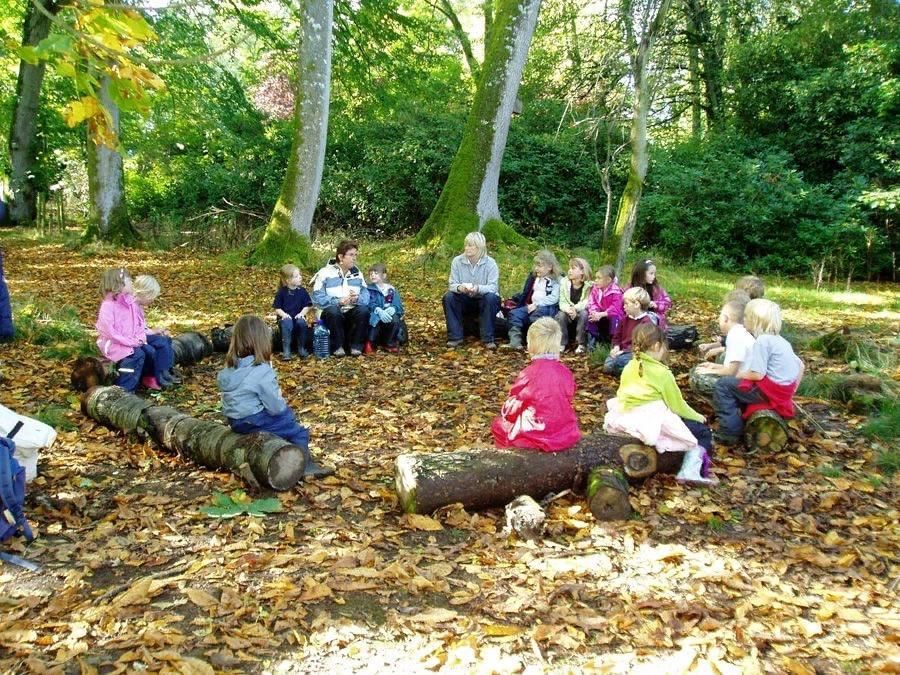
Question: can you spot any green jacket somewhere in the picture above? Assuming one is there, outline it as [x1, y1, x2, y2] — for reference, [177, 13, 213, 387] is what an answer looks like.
[558, 278, 593, 314]
[616, 353, 704, 422]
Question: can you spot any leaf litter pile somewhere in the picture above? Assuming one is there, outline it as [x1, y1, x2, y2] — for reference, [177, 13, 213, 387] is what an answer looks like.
[0, 240, 898, 674]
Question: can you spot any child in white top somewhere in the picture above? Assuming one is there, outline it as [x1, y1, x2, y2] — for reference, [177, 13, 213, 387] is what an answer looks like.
[696, 300, 755, 377]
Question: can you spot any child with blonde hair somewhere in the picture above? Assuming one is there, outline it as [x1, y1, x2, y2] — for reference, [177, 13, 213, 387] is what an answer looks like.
[132, 275, 180, 389]
[713, 299, 804, 446]
[217, 315, 333, 478]
[585, 264, 624, 350]
[492, 318, 581, 451]
[603, 286, 655, 376]
[95, 267, 156, 392]
[695, 300, 755, 380]
[604, 323, 717, 485]
[736, 275, 765, 299]
[504, 250, 562, 350]
[556, 258, 593, 352]
[273, 264, 313, 360]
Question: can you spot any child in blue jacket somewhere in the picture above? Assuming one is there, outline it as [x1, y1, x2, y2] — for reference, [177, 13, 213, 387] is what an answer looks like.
[365, 263, 405, 353]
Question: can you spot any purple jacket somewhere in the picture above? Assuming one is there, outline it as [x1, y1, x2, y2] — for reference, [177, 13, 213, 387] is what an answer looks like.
[586, 282, 625, 333]
[96, 292, 145, 362]
[626, 283, 672, 330]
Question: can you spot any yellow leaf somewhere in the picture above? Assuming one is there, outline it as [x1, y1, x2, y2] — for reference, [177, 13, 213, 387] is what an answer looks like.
[845, 623, 871, 636]
[483, 624, 523, 637]
[797, 619, 822, 638]
[403, 513, 443, 531]
[115, 576, 154, 607]
[408, 608, 458, 624]
[63, 96, 101, 127]
[185, 588, 218, 609]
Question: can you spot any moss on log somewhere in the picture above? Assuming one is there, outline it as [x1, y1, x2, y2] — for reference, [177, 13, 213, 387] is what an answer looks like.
[744, 409, 790, 453]
[394, 432, 683, 515]
[586, 466, 631, 521]
[82, 386, 305, 490]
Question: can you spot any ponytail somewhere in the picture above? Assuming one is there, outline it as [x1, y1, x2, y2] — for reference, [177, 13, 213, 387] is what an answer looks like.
[630, 323, 667, 378]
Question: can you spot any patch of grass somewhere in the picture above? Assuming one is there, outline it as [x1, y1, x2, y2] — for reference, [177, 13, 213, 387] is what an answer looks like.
[34, 404, 77, 432]
[817, 463, 844, 478]
[41, 337, 98, 360]
[706, 516, 727, 532]
[862, 401, 900, 443]
[781, 324, 817, 351]
[588, 343, 611, 367]
[875, 449, 899, 477]
[15, 301, 87, 346]
[865, 474, 884, 489]
[796, 374, 841, 399]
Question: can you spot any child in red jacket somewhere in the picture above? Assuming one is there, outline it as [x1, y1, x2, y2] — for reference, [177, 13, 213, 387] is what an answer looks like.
[492, 318, 581, 451]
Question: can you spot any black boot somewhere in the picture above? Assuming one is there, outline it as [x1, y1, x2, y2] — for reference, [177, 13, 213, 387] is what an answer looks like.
[303, 448, 335, 479]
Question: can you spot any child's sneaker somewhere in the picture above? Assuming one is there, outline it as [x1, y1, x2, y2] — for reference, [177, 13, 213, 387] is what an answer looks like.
[386, 344, 399, 353]
[713, 432, 739, 447]
[166, 369, 183, 384]
[364, 341, 374, 355]
[574, 345, 586, 354]
[141, 375, 162, 391]
[333, 347, 346, 357]
[280, 352, 295, 362]
[298, 348, 310, 358]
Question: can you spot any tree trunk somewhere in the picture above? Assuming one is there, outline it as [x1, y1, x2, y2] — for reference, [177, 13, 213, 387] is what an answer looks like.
[394, 432, 683, 514]
[85, 78, 133, 243]
[415, 0, 540, 248]
[608, 0, 674, 279]
[81, 386, 306, 490]
[253, 0, 332, 266]
[8, 0, 59, 226]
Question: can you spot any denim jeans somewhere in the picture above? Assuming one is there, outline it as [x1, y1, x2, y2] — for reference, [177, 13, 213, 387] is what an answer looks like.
[229, 406, 309, 449]
[713, 376, 768, 437]
[279, 317, 310, 355]
[602, 350, 633, 376]
[321, 304, 370, 353]
[443, 291, 501, 343]
[146, 334, 174, 380]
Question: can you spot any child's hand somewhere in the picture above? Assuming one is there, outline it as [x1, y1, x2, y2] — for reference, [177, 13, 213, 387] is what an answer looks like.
[610, 346, 620, 357]
[588, 311, 601, 322]
[527, 303, 536, 313]
[566, 307, 577, 319]
[649, 301, 657, 310]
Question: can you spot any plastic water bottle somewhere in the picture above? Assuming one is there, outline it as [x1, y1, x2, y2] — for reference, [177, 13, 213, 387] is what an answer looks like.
[313, 321, 330, 359]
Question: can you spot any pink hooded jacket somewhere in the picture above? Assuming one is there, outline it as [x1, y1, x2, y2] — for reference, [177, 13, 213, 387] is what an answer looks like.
[96, 292, 145, 362]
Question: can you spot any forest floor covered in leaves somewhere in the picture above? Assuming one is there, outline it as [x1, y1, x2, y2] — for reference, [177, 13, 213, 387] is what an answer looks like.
[0, 233, 898, 674]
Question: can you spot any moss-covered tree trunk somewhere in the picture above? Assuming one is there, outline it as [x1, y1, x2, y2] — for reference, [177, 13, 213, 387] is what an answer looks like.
[84, 77, 136, 244]
[415, 0, 540, 249]
[253, 0, 332, 267]
[607, 0, 673, 278]
[8, 0, 59, 226]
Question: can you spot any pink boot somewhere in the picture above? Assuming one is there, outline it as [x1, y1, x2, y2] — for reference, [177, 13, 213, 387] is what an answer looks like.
[141, 375, 162, 391]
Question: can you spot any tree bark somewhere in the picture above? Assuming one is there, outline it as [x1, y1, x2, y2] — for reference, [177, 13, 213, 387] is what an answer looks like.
[394, 432, 683, 514]
[81, 386, 305, 490]
[608, 0, 674, 278]
[254, 0, 332, 265]
[416, 0, 541, 247]
[8, 0, 59, 226]
[85, 77, 133, 243]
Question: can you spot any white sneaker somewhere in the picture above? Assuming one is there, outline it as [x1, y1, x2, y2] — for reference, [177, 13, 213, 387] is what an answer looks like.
[574, 345, 586, 354]
[333, 347, 346, 357]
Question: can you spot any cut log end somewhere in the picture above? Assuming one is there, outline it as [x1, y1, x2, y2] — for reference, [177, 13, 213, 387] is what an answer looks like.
[265, 443, 306, 491]
[619, 443, 657, 478]
[587, 467, 632, 521]
[744, 410, 790, 453]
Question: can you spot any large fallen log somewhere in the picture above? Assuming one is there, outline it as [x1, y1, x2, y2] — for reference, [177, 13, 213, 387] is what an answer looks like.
[71, 331, 214, 392]
[82, 386, 305, 490]
[394, 432, 684, 515]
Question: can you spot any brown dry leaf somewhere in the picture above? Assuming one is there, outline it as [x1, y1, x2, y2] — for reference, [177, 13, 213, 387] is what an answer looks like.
[407, 608, 458, 624]
[402, 513, 444, 531]
[185, 588, 219, 609]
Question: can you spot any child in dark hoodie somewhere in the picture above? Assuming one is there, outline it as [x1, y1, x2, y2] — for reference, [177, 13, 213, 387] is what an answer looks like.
[217, 315, 333, 479]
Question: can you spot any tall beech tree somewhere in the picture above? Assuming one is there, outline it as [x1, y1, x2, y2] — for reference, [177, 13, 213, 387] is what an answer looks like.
[252, 0, 333, 265]
[416, 0, 540, 248]
[8, 0, 60, 226]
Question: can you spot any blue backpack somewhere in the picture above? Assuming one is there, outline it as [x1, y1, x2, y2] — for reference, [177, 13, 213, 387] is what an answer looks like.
[0, 422, 33, 543]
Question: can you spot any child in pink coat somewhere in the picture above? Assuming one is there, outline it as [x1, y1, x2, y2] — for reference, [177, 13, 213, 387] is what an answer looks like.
[627, 259, 672, 330]
[585, 264, 624, 347]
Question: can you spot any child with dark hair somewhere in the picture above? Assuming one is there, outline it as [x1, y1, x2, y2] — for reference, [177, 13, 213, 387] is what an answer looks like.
[217, 315, 333, 478]
[0, 249, 13, 342]
[627, 259, 672, 330]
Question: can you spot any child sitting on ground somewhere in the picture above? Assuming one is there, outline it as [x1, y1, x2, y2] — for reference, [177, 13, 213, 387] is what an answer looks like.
[736, 275, 765, 300]
[585, 264, 624, 350]
[603, 323, 717, 486]
[504, 250, 562, 351]
[695, 300, 755, 377]
[556, 257, 592, 353]
[603, 287, 655, 376]
[95, 267, 156, 393]
[492, 318, 581, 451]
[627, 259, 672, 330]
[133, 275, 181, 389]
[273, 264, 313, 361]
[217, 315, 333, 478]
[699, 275, 762, 360]
[713, 299, 804, 447]
[366, 263, 405, 353]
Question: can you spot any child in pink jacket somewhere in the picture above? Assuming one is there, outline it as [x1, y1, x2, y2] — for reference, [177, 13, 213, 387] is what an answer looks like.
[95, 267, 156, 392]
[585, 264, 624, 347]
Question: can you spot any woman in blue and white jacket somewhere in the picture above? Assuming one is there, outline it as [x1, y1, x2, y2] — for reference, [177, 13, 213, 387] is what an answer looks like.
[503, 250, 562, 351]
[311, 239, 370, 357]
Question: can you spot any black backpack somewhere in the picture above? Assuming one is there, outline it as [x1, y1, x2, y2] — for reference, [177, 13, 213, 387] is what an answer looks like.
[667, 325, 699, 351]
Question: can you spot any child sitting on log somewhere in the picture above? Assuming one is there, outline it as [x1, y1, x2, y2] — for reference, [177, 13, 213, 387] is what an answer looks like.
[365, 263, 405, 353]
[217, 315, 333, 479]
[603, 323, 717, 486]
[273, 264, 314, 361]
[133, 275, 181, 389]
[95, 267, 159, 393]
[492, 317, 581, 451]
[712, 299, 804, 447]
[692, 300, 755, 391]
[584, 264, 623, 350]
[603, 287, 655, 377]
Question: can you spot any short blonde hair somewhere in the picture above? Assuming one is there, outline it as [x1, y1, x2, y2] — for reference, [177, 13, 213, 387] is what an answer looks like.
[100, 267, 129, 296]
[526, 317, 562, 357]
[133, 275, 161, 303]
[226, 315, 272, 367]
[464, 232, 487, 257]
[279, 264, 300, 287]
[623, 286, 651, 309]
[721, 300, 745, 323]
[744, 298, 782, 336]
[724, 289, 751, 305]
[533, 249, 562, 279]
[736, 275, 765, 299]
[568, 257, 592, 281]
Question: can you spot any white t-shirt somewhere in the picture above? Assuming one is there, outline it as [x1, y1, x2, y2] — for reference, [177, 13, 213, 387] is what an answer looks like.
[724, 324, 755, 370]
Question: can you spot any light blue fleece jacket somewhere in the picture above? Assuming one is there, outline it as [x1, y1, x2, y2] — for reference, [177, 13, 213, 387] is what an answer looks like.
[217, 355, 287, 420]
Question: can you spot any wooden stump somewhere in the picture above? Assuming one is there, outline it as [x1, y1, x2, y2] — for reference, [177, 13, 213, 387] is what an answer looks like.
[82, 386, 305, 490]
[586, 467, 631, 521]
[688, 366, 720, 398]
[394, 432, 683, 514]
[744, 409, 790, 453]
[619, 443, 657, 478]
